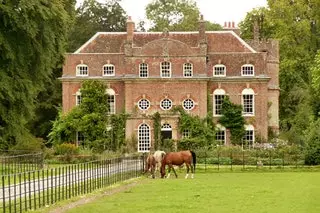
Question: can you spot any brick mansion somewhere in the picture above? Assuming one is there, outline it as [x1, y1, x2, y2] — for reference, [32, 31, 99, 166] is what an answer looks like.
[61, 16, 279, 152]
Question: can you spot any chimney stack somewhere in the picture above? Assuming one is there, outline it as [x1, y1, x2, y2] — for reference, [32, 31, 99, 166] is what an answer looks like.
[253, 20, 260, 41]
[198, 14, 206, 43]
[126, 16, 135, 42]
[223, 20, 240, 35]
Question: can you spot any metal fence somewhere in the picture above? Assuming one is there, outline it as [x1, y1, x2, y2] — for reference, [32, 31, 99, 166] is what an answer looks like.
[0, 153, 43, 175]
[197, 148, 305, 170]
[0, 156, 144, 213]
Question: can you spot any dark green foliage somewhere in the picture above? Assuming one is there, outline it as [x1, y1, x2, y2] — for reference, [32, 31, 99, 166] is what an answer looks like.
[68, 0, 127, 52]
[152, 112, 161, 150]
[178, 137, 207, 151]
[0, 0, 73, 149]
[219, 97, 245, 145]
[173, 106, 215, 145]
[145, 0, 221, 32]
[49, 80, 109, 147]
[304, 119, 320, 165]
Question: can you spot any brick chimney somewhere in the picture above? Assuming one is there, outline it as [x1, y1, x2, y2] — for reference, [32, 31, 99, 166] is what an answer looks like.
[253, 20, 260, 41]
[126, 16, 135, 42]
[198, 14, 206, 44]
[223, 21, 240, 35]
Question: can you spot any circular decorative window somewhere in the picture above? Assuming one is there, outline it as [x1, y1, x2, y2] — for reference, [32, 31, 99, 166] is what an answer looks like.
[160, 98, 172, 110]
[183, 99, 194, 110]
[138, 99, 150, 110]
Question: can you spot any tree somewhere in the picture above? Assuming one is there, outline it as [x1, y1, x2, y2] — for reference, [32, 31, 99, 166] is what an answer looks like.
[68, 0, 127, 52]
[49, 80, 109, 147]
[0, 0, 73, 149]
[239, 0, 320, 144]
[219, 97, 245, 145]
[145, 0, 221, 32]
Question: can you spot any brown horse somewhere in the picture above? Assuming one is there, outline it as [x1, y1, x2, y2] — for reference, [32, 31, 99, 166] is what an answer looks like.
[160, 150, 196, 179]
[144, 153, 156, 178]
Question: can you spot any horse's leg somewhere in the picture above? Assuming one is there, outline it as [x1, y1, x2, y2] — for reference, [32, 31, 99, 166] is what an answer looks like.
[190, 162, 194, 179]
[185, 163, 190, 179]
[167, 165, 171, 178]
[171, 165, 178, 178]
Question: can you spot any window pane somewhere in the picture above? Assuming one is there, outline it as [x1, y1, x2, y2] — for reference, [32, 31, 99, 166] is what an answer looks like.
[139, 63, 148, 78]
[138, 124, 150, 152]
[161, 62, 171, 78]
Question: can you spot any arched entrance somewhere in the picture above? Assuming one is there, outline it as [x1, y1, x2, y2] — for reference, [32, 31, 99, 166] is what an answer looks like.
[161, 123, 172, 140]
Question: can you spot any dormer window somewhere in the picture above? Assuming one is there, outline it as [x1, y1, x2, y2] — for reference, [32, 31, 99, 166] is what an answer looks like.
[103, 64, 115, 76]
[76, 64, 88, 76]
[183, 63, 193, 77]
[241, 64, 254, 76]
[214, 64, 226, 77]
[161, 61, 171, 78]
[139, 63, 148, 78]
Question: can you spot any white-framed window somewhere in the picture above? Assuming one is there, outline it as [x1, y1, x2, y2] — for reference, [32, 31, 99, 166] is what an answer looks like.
[182, 98, 195, 110]
[242, 88, 254, 116]
[138, 123, 150, 152]
[76, 64, 88, 76]
[160, 98, 172, 110]
[161, 61, 171, 78]
[215, 124, 226, 145]
[106, 88, 115, 114]
[183, 63, 193, 77]
[76, 90, 82, 106]
[139, 63, 148, 78]
[213, 64, 226, 77]
[103, 64, 115, 76]
[182, 129, 190, 139]
[241, 64, 254, 76]
[138, 99, 150, 110]
[243, 124, 255, 149]
[213, 89, 226, 116]
[161, 123, 172, 130]
[76, 132, 85, 146]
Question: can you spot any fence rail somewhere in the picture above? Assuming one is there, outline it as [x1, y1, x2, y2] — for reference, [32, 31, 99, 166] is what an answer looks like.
[0, 156, 144, 213]
[197, 148, 305, 170]
[0, 153, 43, 175]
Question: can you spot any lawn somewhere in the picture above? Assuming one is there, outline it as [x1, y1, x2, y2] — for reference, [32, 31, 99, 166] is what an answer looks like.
[64, 171, 320, 213]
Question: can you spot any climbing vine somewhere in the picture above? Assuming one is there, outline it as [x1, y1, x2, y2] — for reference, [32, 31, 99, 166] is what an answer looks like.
[219, 96, 246, 145]
[151, 112, 161, 150]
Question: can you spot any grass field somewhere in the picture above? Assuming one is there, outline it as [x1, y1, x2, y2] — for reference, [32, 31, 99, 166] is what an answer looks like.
[62, 170, 320, 213]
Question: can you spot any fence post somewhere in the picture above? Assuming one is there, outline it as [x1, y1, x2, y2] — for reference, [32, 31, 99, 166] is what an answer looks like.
[230, 150, 233, 171]
[217, 150, 220, 171]
[242, 150, 245, 170]
[2, 175, 5, 213]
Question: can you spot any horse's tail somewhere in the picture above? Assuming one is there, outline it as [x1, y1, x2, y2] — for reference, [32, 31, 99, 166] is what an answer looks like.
[190, 150, 196, 172]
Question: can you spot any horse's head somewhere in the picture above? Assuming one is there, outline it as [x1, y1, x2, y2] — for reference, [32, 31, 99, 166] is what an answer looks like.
[144, 154, 152, 173]
[160, 157, 166, 178]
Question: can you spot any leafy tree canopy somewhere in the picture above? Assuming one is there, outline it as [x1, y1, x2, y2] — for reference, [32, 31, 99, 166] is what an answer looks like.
[68, 0, 127, 52]
[0, 0, 74, 149]
[145, 0, 221, 32]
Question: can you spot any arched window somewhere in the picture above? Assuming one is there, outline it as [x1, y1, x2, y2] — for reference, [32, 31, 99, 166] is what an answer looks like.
[76, 64, 88, 76]
[213, 89, 226, 116]
[215, 124, 226, 145]
[243, 125, 255, 149]
[213, 64, 226, 77]
[161, 61, 171, 78]
[183, 63, 193, 77]
[103, 64, 115, 76]
[75, 90, 82, 106]
[242, 88, 255, 116]
[160, 98, 173, 110]
[182, 129, 190, 139]
[138, 123, 150, 152]
[161, 123, 172, 131]
[106, 88, 115, 114]
[241, 64, 254, 76]
[139, 63, 148, 78]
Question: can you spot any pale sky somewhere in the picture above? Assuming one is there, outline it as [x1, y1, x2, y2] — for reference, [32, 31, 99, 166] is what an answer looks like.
[77, 0, 268, 27]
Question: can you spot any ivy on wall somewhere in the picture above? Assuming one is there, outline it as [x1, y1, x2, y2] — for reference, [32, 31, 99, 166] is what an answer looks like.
[219, 96, 246, 145]
[151, 112, 161, 151]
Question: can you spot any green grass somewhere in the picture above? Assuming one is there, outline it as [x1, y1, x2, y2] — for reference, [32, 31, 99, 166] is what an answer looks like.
[65, 171, 320, 213]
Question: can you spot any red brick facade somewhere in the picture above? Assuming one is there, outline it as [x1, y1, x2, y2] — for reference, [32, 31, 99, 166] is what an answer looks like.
[61, 17, 279, 151]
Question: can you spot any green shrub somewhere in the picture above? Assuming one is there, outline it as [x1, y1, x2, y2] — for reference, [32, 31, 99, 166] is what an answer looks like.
[54, 143, 79, 155]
